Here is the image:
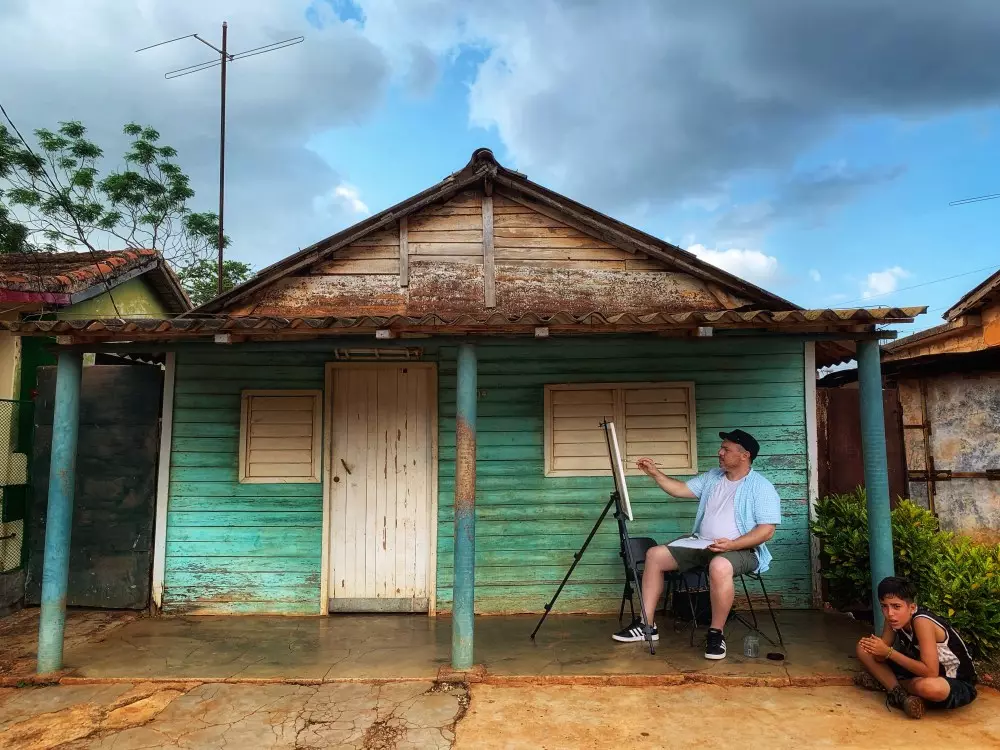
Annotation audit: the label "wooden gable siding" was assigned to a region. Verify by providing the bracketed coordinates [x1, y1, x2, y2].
[434, 337, 811, 614]
[229, 189, 740, 317]
[163, 348, 333, 614]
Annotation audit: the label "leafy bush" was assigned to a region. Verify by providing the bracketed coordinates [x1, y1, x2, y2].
[812, 489, 1000, 658]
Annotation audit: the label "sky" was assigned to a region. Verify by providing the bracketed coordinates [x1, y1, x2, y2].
[3, 0, 1000, 337]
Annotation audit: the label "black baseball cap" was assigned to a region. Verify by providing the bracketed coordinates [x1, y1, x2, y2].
[719, 429, 760, 461]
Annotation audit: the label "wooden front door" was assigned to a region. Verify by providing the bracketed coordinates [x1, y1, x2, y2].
[328, 364, 436, 612]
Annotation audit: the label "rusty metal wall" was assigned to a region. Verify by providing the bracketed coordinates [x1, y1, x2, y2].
[898, 373, 1000, 535]
[817, 388, 907, 504]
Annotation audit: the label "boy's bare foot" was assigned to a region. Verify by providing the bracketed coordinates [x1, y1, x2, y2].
[853, 672, 884, 692]
[886, 685, 925, 719]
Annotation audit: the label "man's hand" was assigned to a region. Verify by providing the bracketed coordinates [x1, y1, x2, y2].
[708, 538, 734, 552]
[860, 635, 892, 660]
[636, 458, 659, 477]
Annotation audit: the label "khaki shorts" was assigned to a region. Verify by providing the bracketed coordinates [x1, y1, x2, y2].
[665, 538, 758, 576]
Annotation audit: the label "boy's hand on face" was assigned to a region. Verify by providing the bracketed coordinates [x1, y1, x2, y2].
[860, 635, 891, 660]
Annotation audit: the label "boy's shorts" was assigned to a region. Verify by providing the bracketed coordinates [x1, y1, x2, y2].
[664, 539, 758, 577]
[889, 662, 978, 709]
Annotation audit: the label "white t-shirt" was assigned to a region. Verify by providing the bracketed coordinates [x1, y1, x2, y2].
[698, 475, 743, 541]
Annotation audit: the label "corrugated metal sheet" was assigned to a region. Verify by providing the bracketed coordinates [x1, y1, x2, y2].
[1, 306, 926, 338]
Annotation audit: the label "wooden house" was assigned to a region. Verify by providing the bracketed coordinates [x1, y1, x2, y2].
[3, 150, 923, 672]
[882, 270, 1000, 537]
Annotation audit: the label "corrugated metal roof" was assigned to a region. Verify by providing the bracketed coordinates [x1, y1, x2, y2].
[1, 306, 926, 339]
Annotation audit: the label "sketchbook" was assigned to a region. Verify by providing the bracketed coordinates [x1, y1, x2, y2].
[667, 536, 715, 550]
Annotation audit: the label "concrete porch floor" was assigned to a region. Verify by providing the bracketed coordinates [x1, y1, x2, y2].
[47, 610, 868, 685]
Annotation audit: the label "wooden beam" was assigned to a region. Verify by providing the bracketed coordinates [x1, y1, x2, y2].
[399, 216, 409, 288]
[482, 193, 496, 308]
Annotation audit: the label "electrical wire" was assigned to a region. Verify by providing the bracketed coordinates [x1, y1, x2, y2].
[836, 264, 998, 308]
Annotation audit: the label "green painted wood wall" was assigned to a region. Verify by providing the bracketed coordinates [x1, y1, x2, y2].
[164, 336, 811, 615]
[164, 348, 331, 614]
[434, 337, 811, 614]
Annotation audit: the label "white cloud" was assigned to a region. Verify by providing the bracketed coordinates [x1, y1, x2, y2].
[687, 243, 779, 283]
[333, 184, 370, 215]
[809, 268, 822, 282]
[862, 266, 910, 299]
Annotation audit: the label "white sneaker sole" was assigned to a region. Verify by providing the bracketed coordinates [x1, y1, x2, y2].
[704, 650, 727, 660]
[612, 632, 660, 643]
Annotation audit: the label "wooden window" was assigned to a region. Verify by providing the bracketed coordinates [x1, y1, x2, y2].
[544, 382, 697, 477]
[239, 390, 322, 483]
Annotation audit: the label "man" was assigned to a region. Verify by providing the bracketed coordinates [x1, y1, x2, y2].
[611, 429, 781, 660]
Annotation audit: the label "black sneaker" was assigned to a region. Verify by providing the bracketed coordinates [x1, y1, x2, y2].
[704, 628, 727, 660]
[611, 620, 659, 642]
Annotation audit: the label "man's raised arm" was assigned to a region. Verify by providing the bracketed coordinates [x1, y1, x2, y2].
[636, 458, 697, 499]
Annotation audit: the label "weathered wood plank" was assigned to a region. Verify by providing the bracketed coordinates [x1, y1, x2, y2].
[409, 255, 484, 266]
[168, 511, 322, 528]
[311, 259, 400, 275]
[408, 213, 481, 232]
[409, 242, 483, 256]
[496, 259, 627, 271]
[319, 245, 399, 261]
[166, 556, 320, 573]
[399, 215, 409, 287]
[483, 192, 496, 308]
[163, 600, 318, 615]
[407, 230, 483, 243]
[494, 248, 637, 262]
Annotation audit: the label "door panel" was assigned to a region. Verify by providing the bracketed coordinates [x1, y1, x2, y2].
[330, 365, 433, 611]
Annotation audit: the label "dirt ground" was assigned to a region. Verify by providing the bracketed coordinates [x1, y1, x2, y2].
[456, 684, 1000, 750]
[0, 680, 468, 749]
[2, 681, 997, 749]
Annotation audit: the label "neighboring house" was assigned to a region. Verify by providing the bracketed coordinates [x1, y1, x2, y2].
[882, 269, 1000, 538]
[3, 150, 923, 625]
[0, 249, 189, 611]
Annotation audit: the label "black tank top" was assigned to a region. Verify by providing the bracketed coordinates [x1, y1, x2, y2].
[894, 607, 977, 683]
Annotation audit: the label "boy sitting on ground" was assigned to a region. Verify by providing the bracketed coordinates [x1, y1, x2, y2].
[856, 576, 977, 718]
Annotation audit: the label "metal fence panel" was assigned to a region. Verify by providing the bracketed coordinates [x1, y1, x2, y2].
[0, 399, 33, 572]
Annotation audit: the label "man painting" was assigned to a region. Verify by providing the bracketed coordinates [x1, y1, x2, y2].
[611, 430, 782, 660]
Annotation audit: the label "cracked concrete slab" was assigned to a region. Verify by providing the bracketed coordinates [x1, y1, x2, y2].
[0, 680, 468, 749]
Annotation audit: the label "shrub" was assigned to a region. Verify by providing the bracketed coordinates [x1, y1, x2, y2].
[812, 489, 1000, 658]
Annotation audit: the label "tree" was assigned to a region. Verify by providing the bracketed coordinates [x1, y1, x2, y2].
[178, 258, 254, 307]
[0, 119, 226, 273]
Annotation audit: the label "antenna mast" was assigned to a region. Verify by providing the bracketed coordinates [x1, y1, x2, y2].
[138, 23, 304, 294]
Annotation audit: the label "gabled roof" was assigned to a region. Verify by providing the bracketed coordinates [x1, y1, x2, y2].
[195, 148, 798, 315]
[944, 268, 1000, 321]
[0, 248, 190, 313]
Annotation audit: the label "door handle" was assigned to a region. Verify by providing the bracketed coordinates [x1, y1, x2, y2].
[340, 458, 352, 475]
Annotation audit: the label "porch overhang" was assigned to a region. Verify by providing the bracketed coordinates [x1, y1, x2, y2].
[1, 306, 925, 344]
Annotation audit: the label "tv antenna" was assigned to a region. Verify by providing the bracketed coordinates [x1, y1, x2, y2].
[137, 23, 304, 294]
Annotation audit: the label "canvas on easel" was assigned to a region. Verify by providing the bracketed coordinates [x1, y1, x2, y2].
[603, 420, 633, 521]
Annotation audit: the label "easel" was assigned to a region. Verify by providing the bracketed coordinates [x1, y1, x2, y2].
[530, 421, 656, 655]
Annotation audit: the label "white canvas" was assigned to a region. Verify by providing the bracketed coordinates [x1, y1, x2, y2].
[604, 421, 634, 521]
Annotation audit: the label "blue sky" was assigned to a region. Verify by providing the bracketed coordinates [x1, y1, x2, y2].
[303, 2, 1000, 338]
[4, 0, 1000, 339]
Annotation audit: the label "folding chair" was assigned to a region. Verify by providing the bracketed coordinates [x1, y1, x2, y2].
[617, 536, 658, 625]
[732, 571, 785, 648]
[666, 566, 785, 649]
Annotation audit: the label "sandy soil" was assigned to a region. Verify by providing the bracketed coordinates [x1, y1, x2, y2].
[456, 683, 1000, 750]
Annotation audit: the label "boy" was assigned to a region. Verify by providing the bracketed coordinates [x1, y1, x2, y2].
[856, 576, 978, 719]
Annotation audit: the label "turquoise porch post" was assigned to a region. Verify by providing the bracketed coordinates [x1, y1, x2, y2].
[452, 343, 477, 669]
[857, 338, 894, 630]
[36, 350, 83, 674]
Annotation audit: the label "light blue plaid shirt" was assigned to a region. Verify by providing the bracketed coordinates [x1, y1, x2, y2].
[685, 468, 782, 573]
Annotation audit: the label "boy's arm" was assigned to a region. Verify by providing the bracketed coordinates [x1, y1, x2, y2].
[859, 620, 896, 662]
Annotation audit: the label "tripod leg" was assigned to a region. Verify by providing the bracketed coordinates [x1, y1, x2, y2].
[531, 496, 615, 640]
[618, 512, 655, 655]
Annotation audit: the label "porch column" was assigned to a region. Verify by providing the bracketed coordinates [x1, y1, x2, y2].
[857, 338, 894, 629]
[452, 343, 477, 669]
[36, 350, 83, 674]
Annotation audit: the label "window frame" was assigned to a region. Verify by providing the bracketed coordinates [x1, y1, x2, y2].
[238, 389, 323, 484]
[543, 381, 697, 478]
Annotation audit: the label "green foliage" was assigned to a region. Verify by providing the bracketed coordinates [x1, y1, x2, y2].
[0, 119, 228, 275]
[177, 258, 254, 306]
[812, 489, 1000, 657]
